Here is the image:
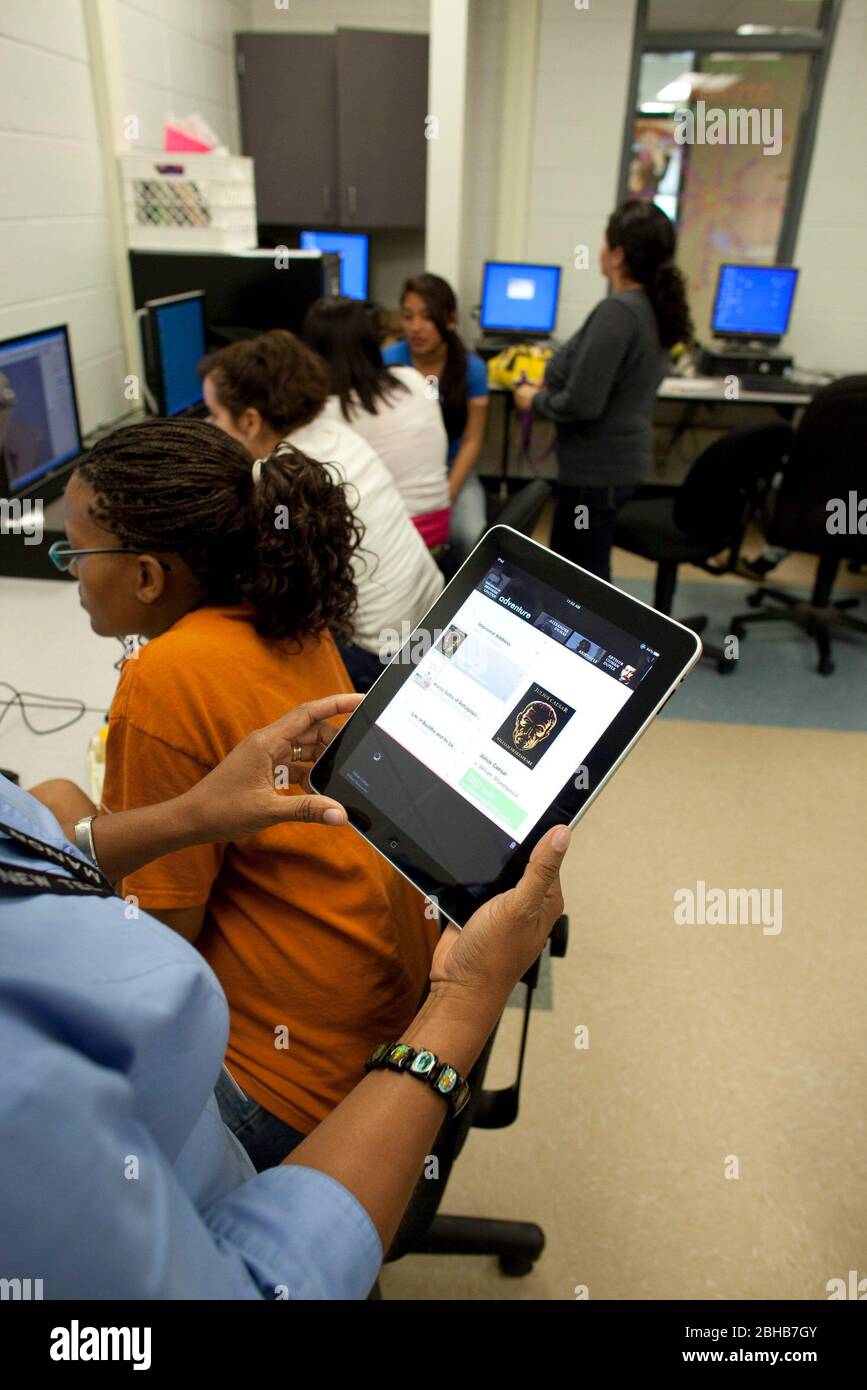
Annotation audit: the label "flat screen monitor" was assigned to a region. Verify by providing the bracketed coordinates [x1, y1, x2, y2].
[0, 325, 82, 493]
[145, 291, 207, 416]
[300, 231, 369, 300]
[711, 264, 799, 341]
[480, 261, 561, 335]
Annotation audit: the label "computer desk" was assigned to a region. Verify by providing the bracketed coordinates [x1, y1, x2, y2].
[487, 374, 820, 492]
[0, 571, 118, 788]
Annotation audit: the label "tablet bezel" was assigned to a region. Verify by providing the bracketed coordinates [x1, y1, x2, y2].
[311, 526, 702, 927]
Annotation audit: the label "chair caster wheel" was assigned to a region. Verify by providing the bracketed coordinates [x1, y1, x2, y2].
[818, 656, 834, 676]
[717, 657, 736, 674]
[499, 1254, 533, 1278]
[732, 623, 747, 640]
[746, 592, 763, 608]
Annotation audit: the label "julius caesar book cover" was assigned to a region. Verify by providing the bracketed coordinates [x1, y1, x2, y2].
[493, 683, 575, 769]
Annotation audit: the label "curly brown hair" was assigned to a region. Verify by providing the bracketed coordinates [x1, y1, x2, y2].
[76, 418, 362, 645]
[199, 328, 329, 433]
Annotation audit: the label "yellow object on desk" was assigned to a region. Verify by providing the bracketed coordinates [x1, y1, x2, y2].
[88, 723, 109, 804]
[487, 342, 553, 389]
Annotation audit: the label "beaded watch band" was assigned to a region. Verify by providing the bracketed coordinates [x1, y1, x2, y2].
[365, 1042, 471, 1118]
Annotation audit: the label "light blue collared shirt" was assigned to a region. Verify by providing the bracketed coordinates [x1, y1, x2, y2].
[0, 778, 382, 1299]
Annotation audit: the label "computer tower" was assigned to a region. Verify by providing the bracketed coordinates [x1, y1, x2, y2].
[129, 249, 340, 339]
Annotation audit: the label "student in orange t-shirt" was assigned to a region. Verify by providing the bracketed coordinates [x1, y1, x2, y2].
[30, 418, 439, 1169]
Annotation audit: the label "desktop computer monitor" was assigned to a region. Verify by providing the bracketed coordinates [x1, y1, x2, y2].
[144, 291, 207, 417]
[711, 264, 799, 342]
[0, 325, 82, 494]
[300, 231, 369, 300]
[480, 261, 561, 335]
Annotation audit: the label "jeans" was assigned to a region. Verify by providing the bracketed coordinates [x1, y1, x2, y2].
[549, 483, 637, 582]
[449, 472, 488, 562]
[337, 639, 387, 694]
[214, 1066, 306, 1172]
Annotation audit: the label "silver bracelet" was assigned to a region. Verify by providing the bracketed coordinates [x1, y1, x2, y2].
[73, 814, 99, 866]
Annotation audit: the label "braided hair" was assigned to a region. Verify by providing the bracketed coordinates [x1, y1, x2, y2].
[76, 418, 362, 645]
[606, 200, 693, 349]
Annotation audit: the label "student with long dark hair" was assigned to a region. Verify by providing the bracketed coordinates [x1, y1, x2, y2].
[200, 329, 443, 690]
[30, 418, 438, 1168]
[383, 273, 490, 560]
[303, 296, 450, 547]
[515, 200, 692, 581]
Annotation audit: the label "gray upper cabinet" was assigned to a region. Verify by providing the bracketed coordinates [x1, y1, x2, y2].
[335, 30, 428, 229]
[236, 34, 338, 226]
[236, 29, 428, 231]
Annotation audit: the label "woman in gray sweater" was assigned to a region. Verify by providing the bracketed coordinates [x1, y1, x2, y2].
[514, 201, 692, 581]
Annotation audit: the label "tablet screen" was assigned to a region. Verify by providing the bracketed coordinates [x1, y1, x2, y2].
[340, 555, 660, 858]
[312, 526, 700, 926]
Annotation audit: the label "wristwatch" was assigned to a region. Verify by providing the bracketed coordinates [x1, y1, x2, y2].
[365, 1042, 471, 1118]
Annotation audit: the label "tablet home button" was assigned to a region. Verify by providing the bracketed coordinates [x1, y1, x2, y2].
[388, 837, 400, 850]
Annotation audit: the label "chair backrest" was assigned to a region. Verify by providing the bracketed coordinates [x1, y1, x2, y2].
[767, 375, 867, 558]
[672, 422, 794, 543]
[489, 478, 552, 541]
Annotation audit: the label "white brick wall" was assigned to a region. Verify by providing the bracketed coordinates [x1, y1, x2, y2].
[0, 0, 253, 437]
[459, 0, 504, 329]
[788, 0, 867, 376]
[525, 0, 637, 340]
[118, 0, 252, 155]
[0, 0, 127, 433]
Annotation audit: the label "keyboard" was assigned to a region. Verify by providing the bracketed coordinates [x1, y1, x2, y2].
[738, 373, 811, 395]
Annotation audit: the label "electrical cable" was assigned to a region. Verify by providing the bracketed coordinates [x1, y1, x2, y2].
[0, 681, 106, 737]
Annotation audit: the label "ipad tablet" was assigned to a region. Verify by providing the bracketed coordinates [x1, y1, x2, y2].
[310, 526, 702, 927]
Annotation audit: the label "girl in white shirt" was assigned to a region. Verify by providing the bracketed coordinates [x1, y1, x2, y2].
[201, 329, 443, 690]
[303, 296, 450, 548]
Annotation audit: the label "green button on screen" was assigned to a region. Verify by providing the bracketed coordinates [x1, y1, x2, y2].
[459, 768, 526, 831]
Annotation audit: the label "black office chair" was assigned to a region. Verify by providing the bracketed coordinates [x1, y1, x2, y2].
[436, 479, 552, 581]
[492, 477, 553, 536]
[729, 376, 867, 676]
[613, 423, 794, 672]
[382, 914, 569, 1280]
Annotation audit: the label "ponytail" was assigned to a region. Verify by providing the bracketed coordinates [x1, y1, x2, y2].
[241, 442, 362, 642]
[647, 260, 693, 349]
[77, 419, 362, 648]
[606, 200, 693, 349]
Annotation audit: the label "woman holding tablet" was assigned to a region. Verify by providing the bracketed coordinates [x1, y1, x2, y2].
[3, 713, 570, 1298]
[383, 273, 490, 561]
[303, 295, 450, 548]
[514, 201, 692, 582]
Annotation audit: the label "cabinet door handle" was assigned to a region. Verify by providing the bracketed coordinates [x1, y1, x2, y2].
[348, 184, 357, 216]
[322, 185, 331, 213]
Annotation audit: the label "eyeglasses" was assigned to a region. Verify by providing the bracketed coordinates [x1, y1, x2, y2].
[48, 541, 173, 573]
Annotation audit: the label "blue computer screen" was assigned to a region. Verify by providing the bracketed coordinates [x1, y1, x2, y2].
[712, 265, 799, 339]
[154, 295, 206, 415]
[300, 231, 369, 300]
[480, 262, 561, 333]
[0, 326, 81, 491]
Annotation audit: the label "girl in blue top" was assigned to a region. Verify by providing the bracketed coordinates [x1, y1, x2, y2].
[383, 273, 489, 561]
